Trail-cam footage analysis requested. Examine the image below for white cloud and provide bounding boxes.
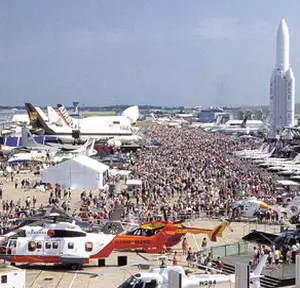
[195,17,240,40]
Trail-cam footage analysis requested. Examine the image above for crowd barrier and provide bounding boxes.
[196,241,250,259]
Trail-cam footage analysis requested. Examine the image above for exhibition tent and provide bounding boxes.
[42,155,109,190]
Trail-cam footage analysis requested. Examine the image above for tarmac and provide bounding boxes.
[0,170,295,287]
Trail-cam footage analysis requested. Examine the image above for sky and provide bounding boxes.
[1,0,300,107]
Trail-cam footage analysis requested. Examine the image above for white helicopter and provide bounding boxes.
[88,255,267,288]
[0,219,119,270]
[231,197,269,218]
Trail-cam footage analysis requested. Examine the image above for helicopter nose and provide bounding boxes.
[260,202,268,210]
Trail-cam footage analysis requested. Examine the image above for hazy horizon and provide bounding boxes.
[1,1,300,107]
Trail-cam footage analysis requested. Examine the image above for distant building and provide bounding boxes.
[198,107,232,123]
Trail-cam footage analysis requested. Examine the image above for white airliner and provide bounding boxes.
[25,103,143,147]
[217,118,264,135]
[25,103,134,138]
[149,113,189,126]
[234,143,269,157]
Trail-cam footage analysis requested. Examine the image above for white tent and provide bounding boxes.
[126,179,142,185]
[41,155,109,190]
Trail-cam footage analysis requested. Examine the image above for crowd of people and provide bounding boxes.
[125,126,286,222]
[0,125,299,268]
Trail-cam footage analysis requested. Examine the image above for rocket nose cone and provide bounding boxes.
[278,19,289,35]
[280,18,287,27]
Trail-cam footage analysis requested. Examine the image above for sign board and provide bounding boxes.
[168,270,182,288]
[235,263,249,288]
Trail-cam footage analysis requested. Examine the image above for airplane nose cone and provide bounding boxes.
[260,202,268,210]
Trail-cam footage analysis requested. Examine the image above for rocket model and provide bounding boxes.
[268,19,295,139]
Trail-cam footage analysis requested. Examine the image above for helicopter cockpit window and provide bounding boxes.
[9,229,26,238]
[119,276,143,288]
[144,280,158,288]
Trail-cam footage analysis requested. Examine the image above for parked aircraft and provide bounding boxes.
[0,206,126,241]
[199,115,226,131]
[0,145,20,156]
[115,221,226,254]
[281,196,300,218]
[0,220,174,268]
[21,127,90,153]
[25,103,133,137]
[121,105,140,123]
[257,153,300,168]
[7,151,47,163]
[149,113,188,126]
[56,104,133,131]
[139,209,228,247]
[241,148,276,161]
[105,255,267,288]
[215,117,265,135]
[140,221,227,247]
[273,227,300,250]
[233,143,269,157]
[7,128,97,164]
[231,197,269,218]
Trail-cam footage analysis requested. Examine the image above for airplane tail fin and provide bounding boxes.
[208,221,228,242]
[216,116,222,125]
[25,103,55,134]
[149,113,156,121]
[57,104,75,129]
[47,106,62,125]
[240,115,248,128]
[21,127,40,148]
[35,107,48,122]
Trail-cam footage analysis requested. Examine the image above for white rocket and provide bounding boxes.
[268,19,295,139]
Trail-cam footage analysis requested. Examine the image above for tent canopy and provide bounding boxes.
[109,169,131,177]
[73,155,109,172]
[42,155,109,190]
[126,179,142,186]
